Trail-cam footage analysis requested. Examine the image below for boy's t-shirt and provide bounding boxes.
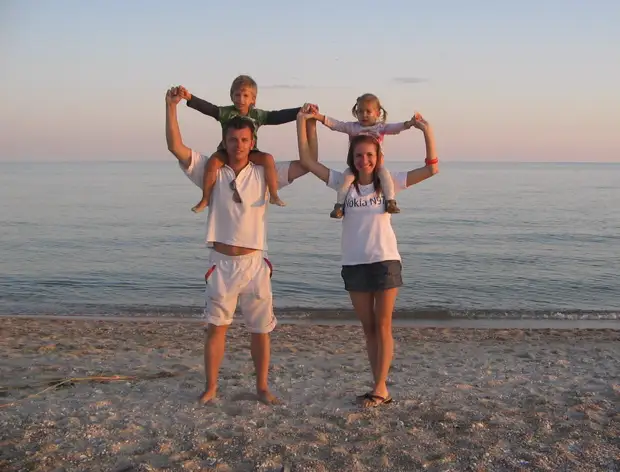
[186,95,300,152]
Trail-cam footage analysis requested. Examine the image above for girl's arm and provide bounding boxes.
[382,121,413,135]
[405,114,439,187]
[314,113,358,136]
[297,113,331,184]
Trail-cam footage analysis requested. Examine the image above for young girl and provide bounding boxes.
[177,75,304,213]
[314,93,417,218]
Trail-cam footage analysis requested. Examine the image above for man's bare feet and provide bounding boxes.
[191,199,208,213]
[198,389,217,404]
[269,195,286,207]
[256,389,281,405]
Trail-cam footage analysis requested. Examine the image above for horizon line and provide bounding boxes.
[0,159,618,165]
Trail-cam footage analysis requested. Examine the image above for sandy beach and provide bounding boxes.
[1,317,619,471]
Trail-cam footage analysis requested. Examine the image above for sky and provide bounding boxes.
[1,0,618,162]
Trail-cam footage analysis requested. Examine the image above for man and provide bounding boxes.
[165,86,315,404]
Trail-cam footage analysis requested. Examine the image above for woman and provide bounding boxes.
[296,109,439,407]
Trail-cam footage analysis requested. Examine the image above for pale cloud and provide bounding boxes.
[393,77,428,84]
[262,84,308,89]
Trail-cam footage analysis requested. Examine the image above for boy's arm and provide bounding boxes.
[264,107,302,125]
[185,93,221,120]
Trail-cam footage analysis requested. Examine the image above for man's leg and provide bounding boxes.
[241,255,279,404]
[250,332,278,403]
[199,324,228,404]
[199,255,238,403]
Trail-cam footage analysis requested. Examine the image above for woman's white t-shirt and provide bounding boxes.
[327,169,409,266]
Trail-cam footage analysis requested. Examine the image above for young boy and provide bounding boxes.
[178,75,304,212]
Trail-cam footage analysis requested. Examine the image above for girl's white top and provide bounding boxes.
[327,168,409,265]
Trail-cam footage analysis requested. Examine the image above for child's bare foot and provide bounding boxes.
[330,204,344,219]
[385,199,400,214]
[198,389,217,404]
[256,389,281,405]
[269,195,286,207]
[191,199,208,213]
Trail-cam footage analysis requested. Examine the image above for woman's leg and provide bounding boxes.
[348,291,379,384]
[371,287,398,400]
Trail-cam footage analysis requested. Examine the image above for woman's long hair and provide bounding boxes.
[346,134,383,195]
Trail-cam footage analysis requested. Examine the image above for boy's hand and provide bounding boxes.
[177,86,192,101]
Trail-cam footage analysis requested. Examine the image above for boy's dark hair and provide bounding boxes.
[222,116,255,140]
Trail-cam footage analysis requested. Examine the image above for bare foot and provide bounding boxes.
[191,199,208,213]
[385,199,401,214]
[269,195,286,207]
[330,203,344,219]
[256,389,281,405]
[198,389,217,404]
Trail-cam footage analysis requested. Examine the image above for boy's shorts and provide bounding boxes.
[203,250,276,333]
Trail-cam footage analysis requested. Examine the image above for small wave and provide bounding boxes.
[1,303,617,321]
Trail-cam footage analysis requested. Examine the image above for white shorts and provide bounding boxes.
[203,250,276,333]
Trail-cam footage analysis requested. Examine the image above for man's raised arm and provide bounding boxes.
[165,87,192,169]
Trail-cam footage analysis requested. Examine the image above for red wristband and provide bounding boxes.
[425,157,438,165]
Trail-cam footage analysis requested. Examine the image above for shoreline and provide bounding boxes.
[1,313,619,330]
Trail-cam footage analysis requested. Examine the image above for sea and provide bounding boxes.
[0,160,618,321]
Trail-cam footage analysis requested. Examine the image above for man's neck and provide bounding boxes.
[228,158,250,176]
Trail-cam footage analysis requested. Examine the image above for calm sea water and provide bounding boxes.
[0,161,618,320]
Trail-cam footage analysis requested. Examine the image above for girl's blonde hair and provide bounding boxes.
[351,93,387,122]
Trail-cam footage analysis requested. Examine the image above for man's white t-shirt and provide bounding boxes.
[182,150,292,251]
[327,169,409,266]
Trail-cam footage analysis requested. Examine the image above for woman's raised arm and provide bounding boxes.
[405,113,440,187]
[297,112,331,184]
